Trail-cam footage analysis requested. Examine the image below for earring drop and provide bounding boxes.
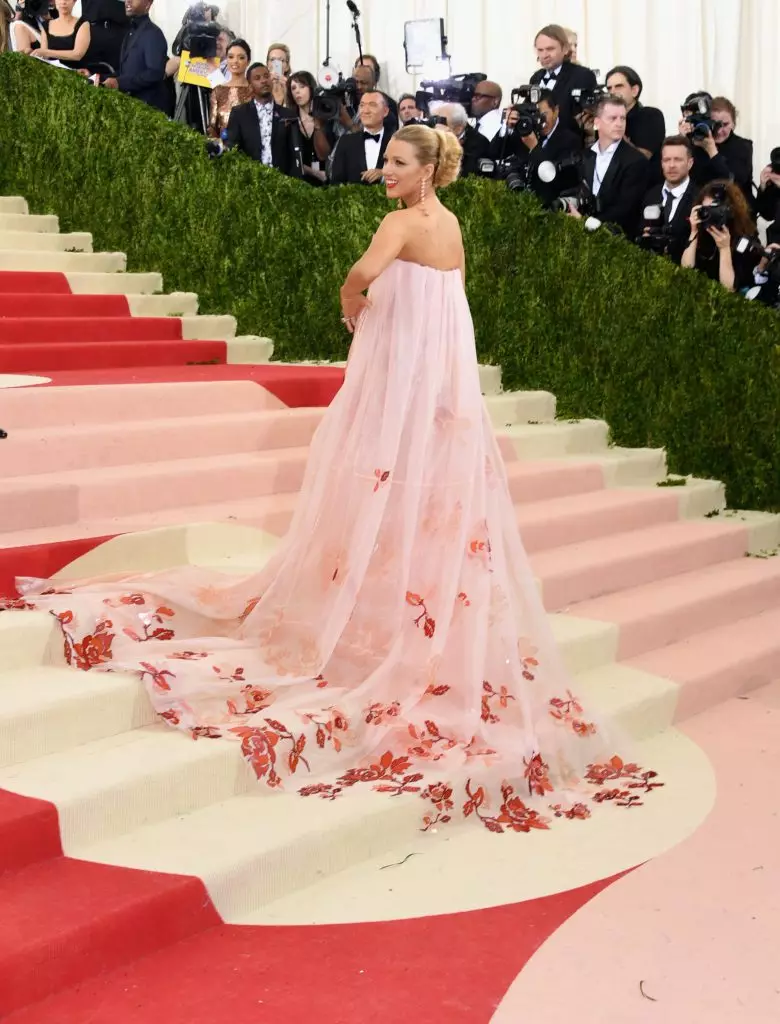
[420,177,429,215]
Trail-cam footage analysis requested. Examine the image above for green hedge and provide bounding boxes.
[0,54,777,509]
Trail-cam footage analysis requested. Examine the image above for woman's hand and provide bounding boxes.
[757,242,780,273]
[340,292,372,334]
[760,165,780,191]
[303,165,327,183]
[688,205,702,236]
[708,225,731,250]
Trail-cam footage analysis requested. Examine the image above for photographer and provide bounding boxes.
[529,23,597,131]
[569,95,649,236]
[225,62,302,177]
[289,70,335,185]
[471,81,503,141]
[751,243,780,307]
[431,101,489,177]
[605,66,665,180]
[681,180,760,292]
[354,55,398,124]
[640,135,696,264]
[757,153,780,244]
[398,93,423,125]
[267,42,291,108]
[679,93,753,203]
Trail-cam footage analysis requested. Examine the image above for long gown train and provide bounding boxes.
[6,260,662,833]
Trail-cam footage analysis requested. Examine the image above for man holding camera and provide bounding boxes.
[679,93,753,204]
[225,62,302,176]
[640,135,697,263]
[569,95,649,236]
[757,153,780,245]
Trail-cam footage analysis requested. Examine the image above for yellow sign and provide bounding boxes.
[178,51,221,88]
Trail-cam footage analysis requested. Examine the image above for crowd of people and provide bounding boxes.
[5,1,780,306]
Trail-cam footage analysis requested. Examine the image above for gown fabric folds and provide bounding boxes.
[8,260,662,833]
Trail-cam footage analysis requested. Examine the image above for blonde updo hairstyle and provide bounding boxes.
[393,124,462,189]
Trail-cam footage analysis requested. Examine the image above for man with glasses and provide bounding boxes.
[471,81,503,141]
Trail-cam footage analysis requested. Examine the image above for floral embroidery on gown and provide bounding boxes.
[5,260,662,833]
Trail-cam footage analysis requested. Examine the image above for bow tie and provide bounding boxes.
[363,131,382,142]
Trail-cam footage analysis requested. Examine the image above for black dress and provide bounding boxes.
[45,16,89,69]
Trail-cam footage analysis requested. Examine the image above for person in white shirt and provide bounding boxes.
[471,81,503,141]
[330,90,390,185]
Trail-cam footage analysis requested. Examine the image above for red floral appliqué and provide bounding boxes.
[406,592,436,638]
[481,679,516,723]
[122,606,176,644]
[139,661,175,692]
[461,779,551,834]
[549,690,597,737]
[373,469,390,492]
[586,755,664,808]
[524,753,554,797]
[364,701,401,725]
[71,619,115,671]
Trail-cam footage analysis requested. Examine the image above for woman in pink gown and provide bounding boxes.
[7,126,661,832]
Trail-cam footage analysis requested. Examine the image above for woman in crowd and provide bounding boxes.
[266,41,290,107]
[207,38,252,139]
[682,180,760,292]
[8,0,48,52]
[36,0,90,68]
[288,69,334,185]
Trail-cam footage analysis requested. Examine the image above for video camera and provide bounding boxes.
[312,76,360,121]
[179,3,220,59]
[506,85,548,138]
[477,155,532,191]
[415,73,486,115]
[681,92,723,143]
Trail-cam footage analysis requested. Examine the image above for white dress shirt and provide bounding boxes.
[661,177,691,222]
[541,63,563,88]
[254,99,274,167]
[363,128,384,170]
[541,119,560,148]
[477,107,503,142]
[591,140,620,195]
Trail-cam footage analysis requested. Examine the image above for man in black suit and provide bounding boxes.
[226,63,302,177]
[529,23,597,132]
[757,160,780,245]
[432,102,489,178]
[102,0,169,114]
[354,56,399,124]
[330,91,391,185]
[351,62,398,136]
[569,96,649,236]
[605,66,665,185]
[640,135,697,263]
[81,0,129,71]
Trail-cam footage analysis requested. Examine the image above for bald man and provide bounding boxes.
[471,80,503,141]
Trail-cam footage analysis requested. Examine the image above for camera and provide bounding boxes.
[571,83,610,115]
[681,92,723,143]
[311,76,359,121]
[477,155,533,192]
[770,147,780,175]
[697,185,731,231]
[178,4,221,59]
[636,205,676,254]
[549,191,597,217]
[415,73,486,115]
[504,86,548,138]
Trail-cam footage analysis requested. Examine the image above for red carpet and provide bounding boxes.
[0,316,184,343]
[0,339,227,373]
[0,293,131,316]
[0,272,71,294]
[0,534,116,599]
[0,787,621,1023]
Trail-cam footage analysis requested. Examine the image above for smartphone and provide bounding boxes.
[271,59,284,78]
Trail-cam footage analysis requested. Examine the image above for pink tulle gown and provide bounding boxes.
[7,260,662,833]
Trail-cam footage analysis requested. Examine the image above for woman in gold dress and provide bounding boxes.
[207,38,252,139]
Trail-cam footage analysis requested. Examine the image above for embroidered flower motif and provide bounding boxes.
[364,701,401,726]
[122,606,176,644]
[373,469,390,492]
[226,685,273,716]
[406,592,436,638]
[524,753,554,797]
[549,690,597,737]
[462,779,551,834]
[139,661,175,692]
[481,680,516,724]
[72,619,115,670]
[550,802,592,820]
[585,756,664,807]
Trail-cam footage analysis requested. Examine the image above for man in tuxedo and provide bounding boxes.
[640,135,697,263]
[570,96,649,236]
[226,63,302,177]
[529,23,597,132]
[471,81,503,142]
[330,91,391,185]
[354,55,399,126]
[102,0,169,113]
[432,102,489,178]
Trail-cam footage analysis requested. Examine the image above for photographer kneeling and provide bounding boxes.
[681,180,760,292]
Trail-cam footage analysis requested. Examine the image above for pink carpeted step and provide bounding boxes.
[0,317,182,344]
[629,606,780,721]
[0,294,130,317]
[504,459,607,504]
[0,857,219,1016]
[572,556,780,659]
[0,449,310,528]
[0,408,323,476]
[0,339,226,373]
[0,380,285,429]
[0,272,70,294]
[515,487,680,553]
[531,519,752,610]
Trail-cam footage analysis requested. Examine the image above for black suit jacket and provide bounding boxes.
[226,101,302,178]
[757,182,780,244]
[581,140,650,236]
[641,180,697,262]
[716,132,755,205]
[529,125,583,203]
[117,14,169,114]
[460,124,491,178]
[330,129,391,185]
[530,62,598,131]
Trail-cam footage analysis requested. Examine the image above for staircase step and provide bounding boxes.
[630,604,780,721]
[0,726,254,848]
[0,667,154,769]
[532,518,757,609]
[0,856,218,1015]
[486,390,556,425]
[66,271,162,294]
[0,316,182,344]
[0,293,131,317]
[0,231,92,252]
[0,447,310,529]
[573,555,780,660]
[0,338,225,374]
[0,407,323,476]
[0,379,284,429]
[0,250,126,273]
[500,419,610,458]
[0,788,61,876]
[0,271,71,294]
[0,198,28,214]
[0,213,58,232]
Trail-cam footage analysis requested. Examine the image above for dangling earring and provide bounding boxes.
[420,177,429,215]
